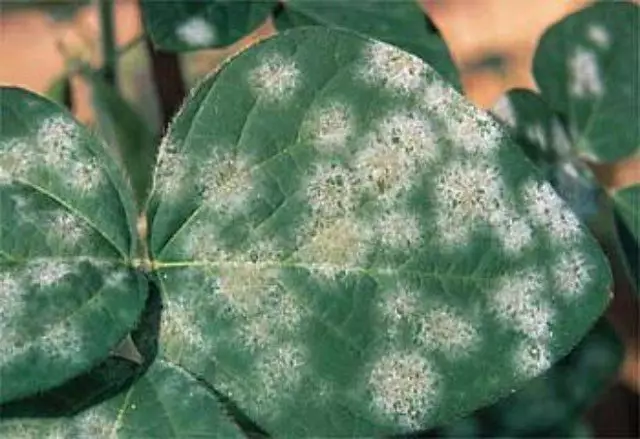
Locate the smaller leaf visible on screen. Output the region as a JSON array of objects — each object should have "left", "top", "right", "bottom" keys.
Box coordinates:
[
  {"left": 612, "top": 184, "right": 640, "bottom": 291},
  {"left": 45, "top": 75, "right": 73, "bottom": 110},
  {"left": 533, "top": 2, "right": 640, "bottom": 162},
  {"left": 140, "top": 0, "right": 276, "bottom": 51},
  {"left": 0, "top": 359, "right": 245, "bottom": 438}
]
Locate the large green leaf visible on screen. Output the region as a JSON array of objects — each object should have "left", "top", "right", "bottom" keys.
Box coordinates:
[
  {"left": 140, "top": 0, "right": 277, "bottom": 51},
  {"left": 533, "top": 2, "right": 639, "bottom": 162},
  {"left": 0, "top": 88, "right": 147, "bottom": 403},
  {"left": 612, "top": 184, "right": 639, "bottom": 290},
  {"left": 273, "top": 0, "right": 462, "bottom": 90},
  {"left": 0, "top": 359, "right": 245, "bottom": 438},
  {"left": 149, "top": 27, "right": 611, "bottom": 435},
  {"left": 89, "top": 75, "right": 158, "bottom": 210}
]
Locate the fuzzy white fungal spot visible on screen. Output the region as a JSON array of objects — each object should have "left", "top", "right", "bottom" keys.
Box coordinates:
[
  {"left": 523, "top": 180, "right": 582, "bottom": 241},
  {"left": 569, "top": 47, "right": 604, "bottom": 98},
  {"left": 253, "top": 344, "right": 305, "bottom": 408},
  {"left": 74, "top": 408, "right": 116, "bottom": 438},
  {"left": 0, "top": 272, "right": 25, "bottom": 325},
  {"left": 49, "top": 211, "right": 87, "bottom": 246},
  {"left": 304, "top": 102, "right": 354, "bottom": 151},
  {"left": 0, "top": 139, "right": 31, "bottom": 182},
  {"left": 514, "top": 338, "right": 551, "bottom": 377},
  {"left": 201, "top": 152, "right": 253, "bottom": 215},
  {"left": 554, "top": 250, "right": 593, "bottom": 298},
  {"left": 444, "top": 108, "right": 503, "bottom": 155},
  {"left": 356, "top": 111, "right": 437, "bottom": 202},
  {"left": 369, "top": 351, "right": 439, "bottom": 429},
  {"left": 416, "top": 306, "right": 478, "bottom": 357},
  {"left": 37, "top": 116, "right": 78, "bottom": 164},
  {"left": 421, "top": 78, "right": 456, "bottom": 111},
  {"left": 183, "top": 220, "right": 228, "bottom": 261},
  {"left": 41, "top": 322, "right": 84, "bottom": 363},
  {"left": 435, "top": 160, "right": 505, "bottom": 246},
  {"left": 374, "top": 209, "right": 422, "bottom": 249},
  {"left": 176, "top": 16, "right": 216, "bottom": 46},
  {"left": 160, "top": 297, "right": 205, "bottom": 351},
  {"left": 490, "top": 270, "right": 554, "bottom": 340},
  {"left": 361, "top": 41, "right": 426, "bottom": 94},
  {"left": 380, "top": 286, "right": 419, "bottom": 332},
  {"left": 68, "top": 159, "right": 103, "bottom": 192},
  {"left": 491, "top": 95, "right": 517, "bottom": 127},
  {"left": 27, "top": 261, "right": 71, "bottom": 287},
  {"left": 489, "top": 208, "right": 534, "bottom": 253},
  {"left": 154, "top": 137, "right": 187, "bottom": 196},
  {"left": 250, "top": 54, "right": 300, "bottom": 102},
  {"left": 306, "top": 162, "right": 359, "bottom": 219},
  {"left": 587, "top": 24, "right": 611, "bottom": 49}
]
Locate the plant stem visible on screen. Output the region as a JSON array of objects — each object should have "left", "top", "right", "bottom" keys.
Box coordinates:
[{"left": 98, "top": 0, "right": 118, "bottom": 87}]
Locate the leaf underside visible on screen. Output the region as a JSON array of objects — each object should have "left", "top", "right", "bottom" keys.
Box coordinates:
[
  {"left": 0, "top": 89, "right": 147, "bottom": 403},
  {"left": 149, "top": 27, "right": 611, "bottom": 435},
  {"left": 533, "top": 2, "right": 640, "bottom": 163}
]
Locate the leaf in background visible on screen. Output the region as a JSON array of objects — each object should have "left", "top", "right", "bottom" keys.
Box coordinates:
[
  {"left": 0, "top": 360, "right": 245, "bottom": 438},
  {"left": 437, "top": 318, "right": 622, "bottom": 437},
  {"left": 612, "top": 184, "right": 640, "bottom": 290},
  {"left": 491, "top": 89, "right": 603, "bottom": 223},
  {"left": 273, "top": 0, "right": 462, "bottom": 90},
  {"left": 149, "top": 27, "right": 611, "bottom": 435},
  {"left": 140, "top": 0, "right": 277, "bottom": 51},
  {"left": 45, "top": 75, "right": 73, "bottom": 110},
  {"left": 88, "top": 76, "right": 158, "bottom": 210},
  {"left": 533, "top": 2, "right": 640, "bottom": 162},
  {"left": 0, "top": 88, "right": 147, "bottom": 403}
]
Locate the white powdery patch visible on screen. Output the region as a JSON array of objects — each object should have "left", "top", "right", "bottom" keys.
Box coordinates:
[
  {"left": 434, "top": 160, "right": 505, "bottom": 246},
  {"left": 443, "top": 107, "right": 504, "bottom": 155},
  {"left": 201, "top": 152, "right": 253, "bottom": 215},
  {"left": 490, "top": 270, "right": 554, "bottom": 340},
  {"left": 489, "top": 207, "right": 534, "bottom": 253},
  {"left": 40, "top": 322, "right": 85, "bottom": 363},
  {"left": 360, "top": 40, "right": 426, "bottom": 94},
  {"left": 523, "top": 180, "right": 582, "bottom": 242},
  {"left": 306, "top": 162, "right": 359, "bottom": 219},
  {"left": 37, "top": 116, "right": 79, "bottom": 166},
  {"left": 68, "top": 159, "right": 103, "bottom": 193},
  {"left": 182, "top": 221, "right": 228, "bottom": 261},
  {"left": 416, "top": 306, "right": 478, "bottom": 358},
  {"left": 73, "top": 407, "right": 117, "bottom": 438},
  {"left": 569, "top": 46, "right": 604, "bottom": 98},
  {"left": 514, "top": 338, "right": 551, "bottom": 378},
  {"left": 304, "top": 102, "right": 354, "bottom": 152},
  {"left": 587, "top": 24, "right": 611, "bottom": 49},
  {"left": 374, "top": 209, "right": 422, "bottom": 249},
  {"left": 553, "top": 250, "right": 593, "bottom": 299},
  {"left": 253, "top": 344, "right": 306, "bottom": 408},
  {"left": 160, "top": 297, "right": 205, "bottom": 351},
  {"left": 421, "top": 78, "right": 456, "bottom": 112},
  {"left": 49, "top": 211, "right": 87, "bottom": 246},
  {"left": 379, "top": 286, "right": 419, "bottom": 337},
  {"left": 0, "top": 138, "right": 32, "bottom": 182},
  {"left": 355, "top": 111, "right": 437, "bottom": 202},
  {"left": 491, "top": 95, "right": 517, "bottom": 127},
  {"left": 176, "top": 16, "right": 216, "bottom": 47},
  {"left": 27, "top": 261, "right": 71, "bottom": 288},
  {"left": 250, "top": 54, "right": 300, "bottom": 102},
  {"left": 154, "top": 137, "right": 188, "bottom": 196},
  {"left": 0, "top": 272, "right": 26, "bottom": 326},
  {"left": 295, "top": 217, "right": 372, "bottom": 277},
  {"left": 368, "top": 351, "right": 439, "bottom": 429}
]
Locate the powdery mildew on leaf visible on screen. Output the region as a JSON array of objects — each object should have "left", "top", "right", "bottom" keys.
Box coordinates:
[
  {"left": 250, "top": 53, "right": 300, "bottom": 102},
  {"left": 27, "top": 261, "right": 71, "bottom": 287},
  {"left": 182, "top": 220, "right": 228, "bottom": 261},
  {"left": 374, "top": 209, "right": 422, "bottom": 249},
  {"left": 553, "top": 250, "right": 593, "bottom": 299},
  {"left": 587, "top": 24, "right": 611, "bottom": 49},
  {"left": 160, "top": 297, "right": 206, "bottom": 355},
  {"left": 40, "top": 321, "right": 85, "bottom": 363},
  {"left": 201, "top": 152, "right": 254, "bottom": 215},
  {"left": 568, "top": 46, "right": 604, "bottom": 98},
  {"left": 154, "top": 137, "right": 188, "bottom": 196},
  {"left": 491, "top": 95, "right": 517, "bottom": 128},
  {"left": 523, "top": 180, "right": 582, "bottom": 241},
  {"left": 514, "top": 338, "right": 551, "bottom": 377},
  {"left": 176, "top": 16, "right": 217, "bottom": 47},
  {"left": 416, "top": 306, "right": 478, "bottom": 358},
  {"left": 489, "top": 208, "right": 534, "bottom": 253},
  {"left": 442, "top": 109, "right": 503, "bottom": 155},
  {"left": 306, "top": 162, "right": 359, "bottom": 219},
  {"left": 368, "top": 351, "right": 440, "bottom": 429},
  {"left": 360, "top": 41, "right": 426, "bottom": 94},
  {"left": 303, "top": 102, "right": 354, "bottom": 151},
  {"left": 48, "top": 210, "right": 88, "bottom": 247},
  {"left": 0, "top": 271, "right": 25, "bottom": 323},
  {"left": 0, "top": 138, "right": 31, "bottom": 182},
  {"left": 73, "top": 407, "right": 117, "bottom": 438}
]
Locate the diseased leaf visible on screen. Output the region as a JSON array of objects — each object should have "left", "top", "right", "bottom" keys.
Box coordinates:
[
  {"left": 89, "top": 75, "right": 158, "bottom": 209},
  {"left": 612, "top": 184, "right": 640, "bottom": 290},
  {"left": 149, "top": 27, "right": 611, "bottom": 435},
  {"left": 274, "top": 0, "right": 462, "bottom": 90},
  {"left": 0, "top": 88, "right": 147, "bottom": 403},
  {"left": 0, "top": 359, "right": 245, "bottom": 438},
  {"left": 533, "top": 2, "right": 640, "bottom": 162},
  {"left": 140, "top": 0, "right": 276, "bottom": 51}
]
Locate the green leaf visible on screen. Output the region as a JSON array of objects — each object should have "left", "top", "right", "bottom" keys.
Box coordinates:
[
  {"left": 0, "top": 87, "right": 147, "bottom": 403},
  {"left": 612, "top": 184, "right": 640, "bottom": 290},
  {"left": 273, "top": 0, "right": 462, "bottom": 90},
  {"left": 88, "top": 75, "right": 158, "bottom": 210},
  {"left": 45, "top": 75, "right": 72, "bottom": 110},
  {"left": 533, "top": 2, "right": 640, "bottom": 163},
  {"left": 0, "top": 359, "right": 245, "bottom": 438},
  {"left": 149, "top": 27, "right": 611, "bottom": 435},
  {"left": 140, "top": 0, "right": 277, "bottom": 51}
]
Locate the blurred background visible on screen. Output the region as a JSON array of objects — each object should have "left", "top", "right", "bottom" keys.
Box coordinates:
[{"left": 1, "top": 1, "right": 638, "bottom": 437}]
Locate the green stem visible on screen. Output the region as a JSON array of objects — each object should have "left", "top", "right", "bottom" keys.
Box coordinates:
[{"left": 98, "top": 0, "right": 118, "bottom": 87}]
